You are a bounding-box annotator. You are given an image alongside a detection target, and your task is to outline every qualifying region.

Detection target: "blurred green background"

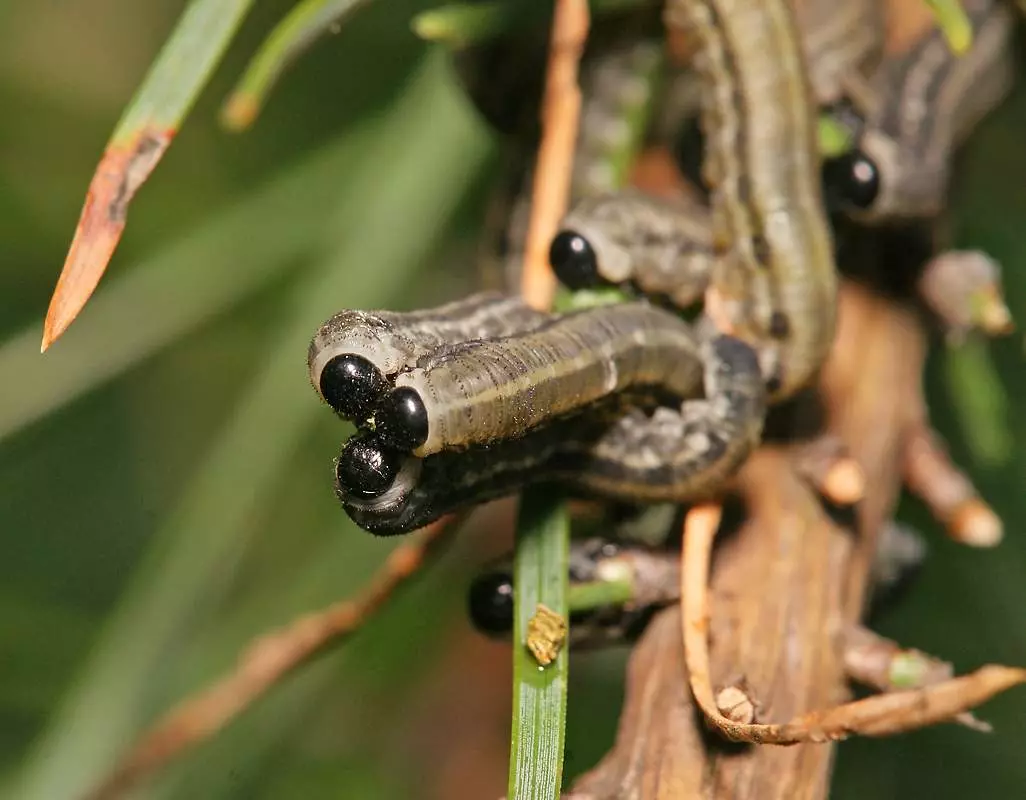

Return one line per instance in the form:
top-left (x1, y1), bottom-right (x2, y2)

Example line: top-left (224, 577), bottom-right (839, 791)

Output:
top-left (0, 2), bottom-right (1024, 798)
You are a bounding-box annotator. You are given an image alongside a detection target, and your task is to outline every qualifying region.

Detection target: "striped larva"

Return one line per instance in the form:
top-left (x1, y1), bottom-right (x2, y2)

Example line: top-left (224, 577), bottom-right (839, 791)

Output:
top-left (335, 333), bottom-right (765, 535)
top-left (372, 302), bottom-right (716, 457)
top-left (549, 0), bottom-right (884, 311)
top-left (665, 0), bottom-right (838, 401)
top-left (550, 189), bottom-right (716, 308)
top-left (655, 0), bottom-right (883, 147)
top-left (308, 291), bottom-right (547, 420)
top-left (468, 537), bottom-right (681, 647)
top-left (556, 0), bottom-right (838, 403)
top-left (824, 0), bottom-right (1016, 222)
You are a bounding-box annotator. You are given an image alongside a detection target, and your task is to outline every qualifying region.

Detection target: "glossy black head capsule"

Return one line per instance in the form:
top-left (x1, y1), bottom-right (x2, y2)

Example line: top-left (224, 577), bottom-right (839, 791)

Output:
top-left (319, 354), bottom-right (389, 420)
top-left (549, 229), bottom-right (601, 291)
top-left (375, 387), bottom-right (429, 452)
top-left (823, 149), bottom-right (880, 214)
top-left (335, 434), bottom-right (403, 498)
top-left (467, 570), bottom-right (515, 636)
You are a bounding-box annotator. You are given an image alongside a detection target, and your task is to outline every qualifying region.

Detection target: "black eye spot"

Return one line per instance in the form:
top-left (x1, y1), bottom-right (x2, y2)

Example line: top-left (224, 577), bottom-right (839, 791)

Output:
top-left (335, 435), bottom-right (402, 498)
top-left (549, 229), bottom-right (600, 290)
top-left (319, 354), bottom-right (388, 420)
top-left (376, 387), bottom-right (429, 451)
top-left (751, 233), bottom-right (772, 265)
top-left (824, 150), bottom-right (880, 212)
top-left (467, 570), bottom-right (515, 636)
top-left (768, 311), bottom-right (790, 339)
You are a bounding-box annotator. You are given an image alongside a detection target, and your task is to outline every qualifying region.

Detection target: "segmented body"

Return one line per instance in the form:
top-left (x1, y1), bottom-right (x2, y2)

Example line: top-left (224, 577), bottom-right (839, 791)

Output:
top-left (664, 0), bottom-right (838, 400)
top-left (338, 333), bottom-right (764, 534)
top-left (390, 302), bottom-right (710, 457)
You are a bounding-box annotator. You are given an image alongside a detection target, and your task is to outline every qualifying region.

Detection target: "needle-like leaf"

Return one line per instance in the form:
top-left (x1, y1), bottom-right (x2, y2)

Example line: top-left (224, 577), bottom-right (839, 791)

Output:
top-left (509, 487), bottom-right (571, 800)
top-left (221, 0), bottom-right (373, 131)
top-left (0, 126), bottom-right (373, 443)
top-left (41, 0), bottom-right (256, 352)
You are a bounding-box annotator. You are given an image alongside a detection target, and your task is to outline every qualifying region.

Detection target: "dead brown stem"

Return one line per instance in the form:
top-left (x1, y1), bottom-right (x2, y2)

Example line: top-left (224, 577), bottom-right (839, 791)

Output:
top-left (83, 516), bottom-right (457, 800)
top-left (842, 625), bottom-right (992, 732)
top-left (842, 624), bottom-right (954, 690)
top-left (902, 421), bottom-right (1004, 548)
top-left (680, 462), bottom-right (1021, 746)
top-left (787, 436), bottom-right (866, 506)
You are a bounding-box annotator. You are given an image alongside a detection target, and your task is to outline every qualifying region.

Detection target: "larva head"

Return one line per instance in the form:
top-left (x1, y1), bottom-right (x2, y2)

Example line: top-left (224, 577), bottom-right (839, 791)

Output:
top-left (552, 198), bottom-right (636, 290)
top-left (375, 387), bottom-right (429, 453)
top-left (334, 432), bottom-right (443, 536)
top-left (335, 435), bottom-right (405, 498)
top-left (823, 149), bottom-right (880, 214)
top-left (467, 569), bottom-right (515, 636)
top-left (549, 230), bottom-right (602, 291)
top-left (317, 354), bottom-right (389, 420)
top-left (824, 131), bottom-right (944, 223)
top-left (308, 311), bottom-right (410, 419)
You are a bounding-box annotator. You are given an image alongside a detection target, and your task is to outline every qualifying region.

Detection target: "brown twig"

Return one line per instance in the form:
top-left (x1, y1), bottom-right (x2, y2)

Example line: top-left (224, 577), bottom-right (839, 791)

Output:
top-left (83, 516), bottom-right (457, 800)
top-left (788, 435), bottom-right (866, 506)
top-left (519, 0), bottom-right (590, 310)
top-left (681, 458), bottom-right (1025, 746)
top-left (902, 421), bottom-right (1004, 548)
top-left (917, 249), bottom-right (1015, 342)
top-left (842, 625), bottom-right (992, 732)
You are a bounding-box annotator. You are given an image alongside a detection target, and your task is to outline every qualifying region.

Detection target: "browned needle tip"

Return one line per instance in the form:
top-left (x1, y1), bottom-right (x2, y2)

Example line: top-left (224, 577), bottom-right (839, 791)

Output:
top-left (41, 129), bottom-right (173, 353)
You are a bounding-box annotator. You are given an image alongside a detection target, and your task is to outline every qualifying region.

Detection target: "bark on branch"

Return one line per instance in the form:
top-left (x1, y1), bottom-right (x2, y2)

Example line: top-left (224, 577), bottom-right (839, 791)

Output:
top-left (568, 279), bottom-right (1020, 799)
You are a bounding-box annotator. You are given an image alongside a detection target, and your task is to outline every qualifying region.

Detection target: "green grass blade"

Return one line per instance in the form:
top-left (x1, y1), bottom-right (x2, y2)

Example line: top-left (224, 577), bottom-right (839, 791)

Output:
top-left (943, 337), bottom-right (1013, 467)
top-left (509, 486), bottom-right (570, 800)
top-left (110, 0), bottom-right (255, 140)
top-left (0, 127), bottom-right (375, 443)
top-left (43, 0), bottom-right (258, 349)
top-left (221, 0), bottom-right (373, 130)
top-left (8, 49), bottom-right (492, 800)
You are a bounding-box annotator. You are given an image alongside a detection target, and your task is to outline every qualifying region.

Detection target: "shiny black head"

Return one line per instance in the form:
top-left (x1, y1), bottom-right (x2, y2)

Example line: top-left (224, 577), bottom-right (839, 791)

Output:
top-left (823, 150), bottom-right (880, 214)
top-left (319, 354), bottom-right (388, 420)
top-left (375, 387), bottom-right (429, 452)
top-left (549, 229), bottom-right (601, 291)
top-left (335, 435), bottom-right (403, 498)
top-left (467, 570), bottom-right (515, 636)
